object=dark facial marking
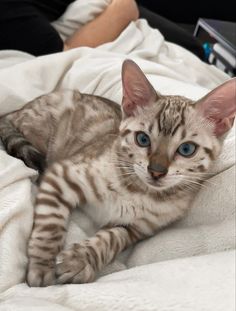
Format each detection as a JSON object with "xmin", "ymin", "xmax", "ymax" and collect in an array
[
  {"xmin": 121, "ymin": 146, "xmax": 129, "ymax": 153},
  {"xmin": 171, "ymin": 107, "xmax": 186, "ymax": 137},
  {"xmin": 148, "ymin": 123, "xmax": 153, "ymax": 133},
  {"xmin": 197, "ymin": 165, "xmax": 206, "ymax": 172},
  {"xmin": 177, "ymin": 105, "xmax": 181, "ymax": 112},
  {"xmin": 204, "ymin": 147, "xmax": 214, "ymax": 160},
  {"xmin": 161, "ymin": 102, "xmax": 173, "ymax": 136},
  {"xmin": 171, "ymin": 122, "xmax": 181, "ymax": 137},
  {"xmin": 155, "ymin": 104, "xmax": 165, "ymax": 132},
  {"xmin": 181, "ymin": 129, "xmax": 186, "ymax": 140},
  {"xmin": 120, "ymin": 129, "xmax": 131, "ymax": 137},
  {"xmin": 181, "ymin": 107, "xmax": 185, "ymax": 125}
]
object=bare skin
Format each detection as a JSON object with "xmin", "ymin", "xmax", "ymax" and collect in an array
[{"xmin": 64, "ymin": 0, "xmax": 139, "ymax": 50}]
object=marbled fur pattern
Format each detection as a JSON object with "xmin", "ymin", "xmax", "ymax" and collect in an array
[{"xmin": 0, "ymin": 60, "xmax": 234, "ymax": 287}]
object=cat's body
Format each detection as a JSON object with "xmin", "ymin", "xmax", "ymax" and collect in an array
[
  {"xmin": 2, "ymin": 91, "xmax": 121, "ymax": 165},
  {"xmin": 2, "ymin": 89, "xmax": 193, "ymax": 235},
  {"xmin": 0, "ymin": 60, "xmax": 235, "ymax": 287}
]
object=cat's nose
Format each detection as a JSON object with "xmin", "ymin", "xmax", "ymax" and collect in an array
[
  {"xmin": 148, "ymin": 164, "xmax": 168, "ymax": 180},
  {"xmin": 150, "ymin": 170, "xmax": 166, "ymax": 180}
]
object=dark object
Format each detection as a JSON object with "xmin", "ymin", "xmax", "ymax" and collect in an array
[
  {"xmin": 194, "ymin": 18, "xmax": 236, "ymax": 56},
  {"xmin": 139, "ymin": 6, "xmax": 205, "ymax": 60},
  {"xmin": 0, "ymin": 0, "xmax": 73, "ymax": 56},
  {"xmin": 202, "ymin": 42, "xmax": 213, "ymax": 60},
  {"xmin": 136, "ymin": 0, "xmax": 236, "ymax": 24},
  {"xmin": 32, "ymin": 0, "xmax": 74, "ymax": 21},
  {"xmin": 194, "ymin": 18, "xmax": 236, "ymax": 76}
]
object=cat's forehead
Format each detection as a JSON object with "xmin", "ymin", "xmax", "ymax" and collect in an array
[
  {"xmin": 120, "ymin": 95, "xmax": 200, "ymax": 140},
  {"xmin": 136, "ymin": 95, "xmax": 195, "ymax": 133},
  {"xmin": 153, "ymin": 95, "xmax": 193, "ymax": 134},
  {"xmin": 151, "ymin": 95, "xmax": 193, "ymax": 116}
]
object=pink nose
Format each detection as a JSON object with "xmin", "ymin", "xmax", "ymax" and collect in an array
[
  {"xmin": 148, "ymin": 164, "xmax": 168, "ymax": 180},
  {"xmin": 150, "ymin": 171, "xmax": 166, "ymax": 180}
]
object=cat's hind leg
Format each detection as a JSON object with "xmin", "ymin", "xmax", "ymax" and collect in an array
[{"xmin": 0, "ymin": 116, "xmax": 46, "ymax": 173}]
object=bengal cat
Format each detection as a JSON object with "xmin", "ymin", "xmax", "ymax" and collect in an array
[{"xmin": 0, "ymin": 60, "xmax": 235, "ymax": 287}]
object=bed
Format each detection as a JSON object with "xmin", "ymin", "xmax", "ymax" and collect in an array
[{"xmin": 0, "ymin": 1, "xmax": 235, "ymax": 310}]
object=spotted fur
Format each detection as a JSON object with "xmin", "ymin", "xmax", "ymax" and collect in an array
[{"xmin": 0, "ymin": 60, "xmax": 235, "ymax": 287}]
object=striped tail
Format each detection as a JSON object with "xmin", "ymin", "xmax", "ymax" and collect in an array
[{"xmin": 0, "ymin": 117, "xmax": 46, "ymax": 173}]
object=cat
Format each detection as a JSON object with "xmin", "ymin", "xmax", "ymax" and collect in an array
[{"xmin": 0, "ymin": 60, "xmax": 235, "ymax": 287}]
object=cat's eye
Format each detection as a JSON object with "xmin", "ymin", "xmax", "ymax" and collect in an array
[
  {"xmin": 135, "ymin": 132, "xmax": 151, "ymax": 148},
  {"xmin": 177, "ymin": 142, "xmax": 197, "ymax": 157}
]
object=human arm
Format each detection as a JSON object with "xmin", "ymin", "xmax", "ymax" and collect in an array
[{"xmin": 64, "ymin": 0, "xmax": 139, "ymax": 50}]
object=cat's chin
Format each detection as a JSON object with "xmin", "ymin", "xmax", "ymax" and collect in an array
[
  {"xmin": 140, "ymin": 175, "xmax": 181, "ymax": 192},
  {"xmin": 146, "ymin": 180, "xmax": 170, "ymax": 191},
  {"xmin": 135, "ymin": 175, "xmax": 170, "ymax": 191}
]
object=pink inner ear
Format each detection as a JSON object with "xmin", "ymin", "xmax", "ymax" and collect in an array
[
  {"xmin": 121, "ymin": 60, "xmax": 158, "ymax": 117},
  {"xmin": 197, "ymin": 78, "xmax": 236, "ymax": 136}
]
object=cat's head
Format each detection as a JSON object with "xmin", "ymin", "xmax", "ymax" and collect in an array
[{"xmin": 117, "ymin": 59, "xmax": 236, "ymax": 192}]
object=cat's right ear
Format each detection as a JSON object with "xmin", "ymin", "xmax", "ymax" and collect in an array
[
  {"xmin": 121, "ymin": 60, "xmax": 158, "ymax": 117},
  {"xmin": 196, "ymin": 78, "xmax": 236, "ymax": 137}
]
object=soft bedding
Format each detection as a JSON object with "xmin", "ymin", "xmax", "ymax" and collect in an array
[{"xmin": 0, "ymin": 0, "xmax": 235, "ymax": 310}]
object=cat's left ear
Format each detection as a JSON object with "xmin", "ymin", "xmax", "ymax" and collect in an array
[
  {"xmin": 121, "ymin": 59, "xmax": 158, "ymax": 117},
  {"xmin": 196, "ymin": 78, "xmax": 236, "ymax": 136}
]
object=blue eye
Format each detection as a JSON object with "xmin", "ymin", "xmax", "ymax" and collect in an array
[
  {"xmin": 177, "ymin": 142, "xmax": 197, "ymax": 157},
  {"xmin": 135, "ymin": 132, "xmax": 151, "ymax": 148}
]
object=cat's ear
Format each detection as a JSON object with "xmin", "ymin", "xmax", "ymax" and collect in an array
[
  {"xmin": 121, "ymin": 59, "xmax": 158, "ymax": 117},
  {"xmin": 196, "ymin": 78, "xmax": 236, "ymax": 136}
]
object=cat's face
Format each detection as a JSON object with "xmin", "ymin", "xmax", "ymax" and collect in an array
[
  {"xmin": 119, "ymin": 96, "xmax": 220, "ymax": 191},
  {"xmin": 117, "ymin": 60, "xmax": 235, "ymax": 192}
]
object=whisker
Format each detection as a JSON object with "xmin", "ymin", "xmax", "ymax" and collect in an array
[
  {"xmin": 113, "ymin": 159, "xmax": 135, "ymax": 165},
  {"xmin": 111, "ymin": 165, "xmax": 133, "ymax": 170},
  {"xmin": 106, "ymin": 162, "xmax": 132, "ymax": 168},
  {"xmin": 180, "ymin": 181, "xmax": 204, "ymax": 192},
  {"xmin": 108, "ymin": 159, "xmax": 134, "ymax": 165},
  {"xmin": 183, "ymin": 175, "xmax": 217, "ymax": 186},
  {"xmin": 199, "ymin": 179, "xmax": 217, "ymax": 186},
  {"xmin": 106, "ymin": 133, "xmax": 119, "ymax": 137},
  {"xmin": 187, "ymin": 172, "xmax": 216, "ymax": 175},
  {"xmin": 181, "ymin": 179, "xmax": 210, "ymax": 190},
  {"xmin": 116, "ymin": 172, "xmax": 136, "ymax": 177},
  {"xmin": 180, "ymin": 183, "xmax": 198, "ymax": 192}
]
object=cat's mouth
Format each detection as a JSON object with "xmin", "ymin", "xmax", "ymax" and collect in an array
[
  {"xmin": 146, "ymin": 178, "xmax": 169, "ymax": 190},
  {"xmin": 138, "ymin": 171, "xmax": 181, "ymax": 190},
  {"xmin": 135, "ymin": 170, "xmax": 170, "ymax": 190},
  {"xmin": 133, "ymin": 166, "xmax": 164, "ymax": 189},
  {"xmin": 133, "ymin": 165, "xmax": 182, "ymax": 190}
]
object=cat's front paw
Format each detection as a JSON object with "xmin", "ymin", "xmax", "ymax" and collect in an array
[
  {"xmin": 27, "ymin": 258, "xmax": 55, "ymax": 287},
  {"xmin": 56, "ymin": 244, "xmax": 96, "ymax": 284}
]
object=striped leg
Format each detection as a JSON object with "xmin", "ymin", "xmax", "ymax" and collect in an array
[
  {"xmin": 56, "ymin": 225, "xmax": 147, "ymax": 284},
  {"xmin": 0, "ymin": 117, "xmax": 46, "ymax": 173},
  {"xmin": 27, "ymin": 161, "xmax": 85, "ymax": 287}
]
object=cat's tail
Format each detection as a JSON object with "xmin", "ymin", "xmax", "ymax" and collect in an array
[{"xmin": 0, "ymin": 116, "xmax": 46, "ymax": 173}]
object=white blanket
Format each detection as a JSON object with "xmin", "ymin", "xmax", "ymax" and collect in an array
[{"xmin": 0, "ymin": 1, "xmax": 235, "ymax": 310}]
